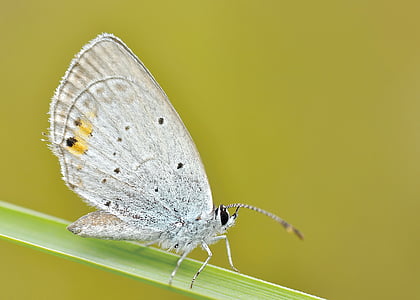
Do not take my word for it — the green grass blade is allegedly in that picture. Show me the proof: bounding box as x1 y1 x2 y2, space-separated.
0 201 324 300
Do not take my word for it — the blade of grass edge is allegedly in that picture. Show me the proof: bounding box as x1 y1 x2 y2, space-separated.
0 201 325 300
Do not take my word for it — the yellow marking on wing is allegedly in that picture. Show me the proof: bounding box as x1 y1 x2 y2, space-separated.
75 118 93 137
67 137 88 155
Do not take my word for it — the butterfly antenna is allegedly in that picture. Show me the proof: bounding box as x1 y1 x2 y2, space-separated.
225 203 304 240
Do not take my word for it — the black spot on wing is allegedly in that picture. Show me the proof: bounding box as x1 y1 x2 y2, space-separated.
66 137 77 147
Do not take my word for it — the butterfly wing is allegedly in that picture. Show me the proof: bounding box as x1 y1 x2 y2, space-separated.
49 34 213 234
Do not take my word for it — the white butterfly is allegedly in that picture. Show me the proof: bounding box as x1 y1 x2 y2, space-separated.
48 33 302 288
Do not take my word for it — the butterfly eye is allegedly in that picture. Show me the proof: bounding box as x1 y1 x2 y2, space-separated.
219 205 229 226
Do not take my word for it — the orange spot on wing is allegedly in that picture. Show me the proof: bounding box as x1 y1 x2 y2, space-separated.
67 137 88 155
75 118 93 137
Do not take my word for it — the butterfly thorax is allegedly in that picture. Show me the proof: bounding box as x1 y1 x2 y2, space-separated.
156 204 237 254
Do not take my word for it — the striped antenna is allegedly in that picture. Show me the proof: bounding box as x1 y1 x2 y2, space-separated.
225 203 304 240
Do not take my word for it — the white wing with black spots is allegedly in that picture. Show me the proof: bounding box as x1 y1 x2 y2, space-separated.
49 34 213 235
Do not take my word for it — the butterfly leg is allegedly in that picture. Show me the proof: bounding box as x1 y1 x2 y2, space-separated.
211 235 239 272
190 242 212 288
169 250 191 285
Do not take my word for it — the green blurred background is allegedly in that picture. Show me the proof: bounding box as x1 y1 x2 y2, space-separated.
1 1 418 299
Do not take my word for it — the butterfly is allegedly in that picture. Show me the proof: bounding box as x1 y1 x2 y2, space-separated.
48 33 303 288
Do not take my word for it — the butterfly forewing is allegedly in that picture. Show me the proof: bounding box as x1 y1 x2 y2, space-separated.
49 34 213 228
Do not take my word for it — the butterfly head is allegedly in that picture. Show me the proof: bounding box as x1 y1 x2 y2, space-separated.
214 204 239 232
